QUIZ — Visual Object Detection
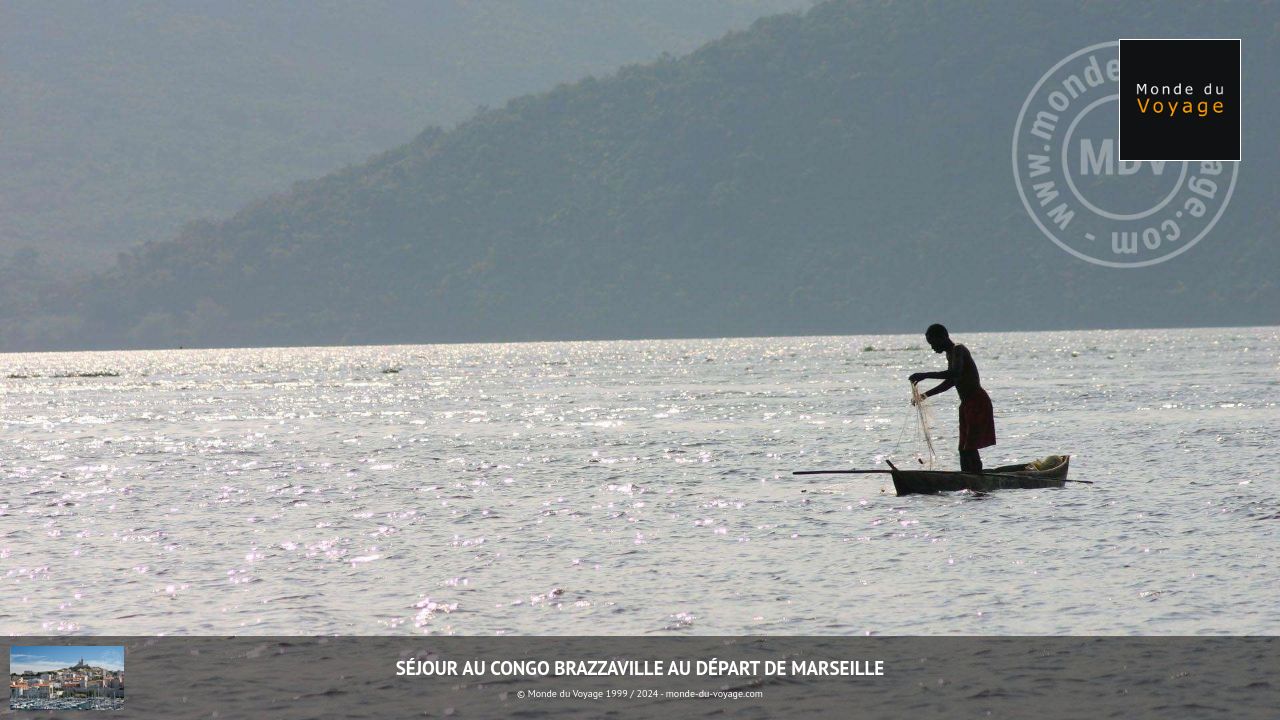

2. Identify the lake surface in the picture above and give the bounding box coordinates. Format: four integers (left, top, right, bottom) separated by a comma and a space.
2, 327, 1277, 635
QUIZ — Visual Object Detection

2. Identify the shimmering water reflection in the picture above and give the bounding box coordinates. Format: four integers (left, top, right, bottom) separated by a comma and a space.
2, 328, 1277, 634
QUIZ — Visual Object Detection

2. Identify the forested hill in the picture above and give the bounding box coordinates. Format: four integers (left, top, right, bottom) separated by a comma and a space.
7, 0, 1278, 350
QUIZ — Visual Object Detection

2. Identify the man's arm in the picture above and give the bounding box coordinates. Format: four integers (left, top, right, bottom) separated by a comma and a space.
910, 348, 965, 397
923, 378, 954, 398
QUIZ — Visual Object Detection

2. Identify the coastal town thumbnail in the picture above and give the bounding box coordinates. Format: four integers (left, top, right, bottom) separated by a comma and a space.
9, 646, 125, 711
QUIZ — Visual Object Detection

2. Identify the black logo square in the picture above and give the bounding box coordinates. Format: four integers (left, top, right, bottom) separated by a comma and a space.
1119, 39, 1240, 161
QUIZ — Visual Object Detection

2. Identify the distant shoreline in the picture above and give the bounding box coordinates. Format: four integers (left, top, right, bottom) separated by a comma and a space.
1, 322, 1275, 357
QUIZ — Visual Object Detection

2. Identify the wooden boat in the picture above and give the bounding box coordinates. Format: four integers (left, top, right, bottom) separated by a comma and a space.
888, 455, 1070, 495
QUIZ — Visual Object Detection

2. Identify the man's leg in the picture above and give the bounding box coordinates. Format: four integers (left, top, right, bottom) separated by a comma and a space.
959, 449, 982, 473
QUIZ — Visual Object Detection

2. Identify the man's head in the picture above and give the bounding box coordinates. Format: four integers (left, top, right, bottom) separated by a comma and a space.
925, 323, 950, 353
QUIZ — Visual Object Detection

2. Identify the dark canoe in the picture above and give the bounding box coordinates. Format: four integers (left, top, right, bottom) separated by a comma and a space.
890, 455, 1070, 496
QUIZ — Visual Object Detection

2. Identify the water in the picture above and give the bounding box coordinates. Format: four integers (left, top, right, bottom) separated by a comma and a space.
2, 328, 1277, 635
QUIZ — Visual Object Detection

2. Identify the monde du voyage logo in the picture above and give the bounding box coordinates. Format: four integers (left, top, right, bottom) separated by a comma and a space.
1012, 41, 1240, 268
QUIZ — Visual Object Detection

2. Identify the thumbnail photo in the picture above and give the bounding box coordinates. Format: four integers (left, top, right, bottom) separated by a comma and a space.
9, 646, 125, 711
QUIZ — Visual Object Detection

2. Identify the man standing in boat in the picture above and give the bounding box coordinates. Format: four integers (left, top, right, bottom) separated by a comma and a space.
908, 324, 996, 473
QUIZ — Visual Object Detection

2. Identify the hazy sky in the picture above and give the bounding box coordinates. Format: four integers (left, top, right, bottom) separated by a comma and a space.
10, 646, 125, 673
0, 0, 813, 269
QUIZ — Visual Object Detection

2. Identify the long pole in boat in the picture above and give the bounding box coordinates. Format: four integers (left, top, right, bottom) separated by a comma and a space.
792, 459, 899, 476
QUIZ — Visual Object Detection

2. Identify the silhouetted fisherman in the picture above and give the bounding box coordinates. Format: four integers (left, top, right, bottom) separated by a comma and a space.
908, 324, 996, 472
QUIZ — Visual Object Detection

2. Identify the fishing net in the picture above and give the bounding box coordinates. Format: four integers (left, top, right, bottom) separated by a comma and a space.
910, 382, 937, 470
